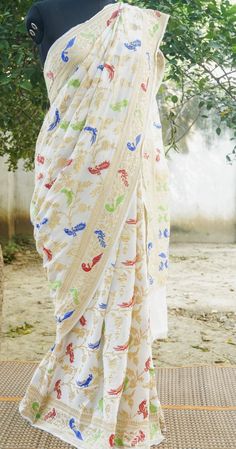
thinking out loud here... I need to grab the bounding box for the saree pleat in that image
[19,2,171,447]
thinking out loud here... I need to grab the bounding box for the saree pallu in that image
[19,2,171,448]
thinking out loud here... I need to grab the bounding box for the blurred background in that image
[0,0,236,366]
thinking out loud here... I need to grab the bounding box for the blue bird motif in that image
[88,338,101,349]
[36,217,48,229]
[147,241,153,257]
[159,259,169,270]
[124,39,141,51]
[94,229,106,247]
[56,309,75,323]
[159,228,170,238]
[61,37,76,62]
[69,418,84,440]
[153,121,162,129]
[97,64,104,71]
[64,222,86,237]
[47,108,60,131]
[127,134,142,151]
[159,252,167,258]
[50,342,56,352]
[98,302,107,309]
[159,252,168,271]
[76,373,93,388]
[84,126,98,144]
[148,274,154,285]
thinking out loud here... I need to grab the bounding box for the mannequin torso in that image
[25,0,116,65]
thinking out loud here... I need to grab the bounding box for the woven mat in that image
[0,361,236,449]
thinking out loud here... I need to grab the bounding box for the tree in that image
[0,0,235,171]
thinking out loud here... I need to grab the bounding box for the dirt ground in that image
[1,242,236,367]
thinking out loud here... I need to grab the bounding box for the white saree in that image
[19,2,171,448]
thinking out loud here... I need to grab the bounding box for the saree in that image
[19,2,171,448]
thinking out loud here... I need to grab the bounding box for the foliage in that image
[2,234,34,263]
[0,0,235,171]
[131,0,236,162]
[5,322,34,337]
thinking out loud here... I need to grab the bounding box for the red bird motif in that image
[44,178,56,189]
[107,7,121,26]
[109,433,115,447]
[141,77,149,92]
[65,342,74,363]
[108,381,124,396]
[79,315,87,326]
[137,399,148,419]
[43,246,52,261]
[36,154,45,164]
[144,356,151,372]
[118,168,129,187]
[44,407,56,420]
[36,173,44,180]
[66,158,73,166]
[46,71,54,80]
[54,380,62,399]
[126,218,138,225]
[82,253,103,272]
[156,148,161,162]
[104,63,115,81]
[121,255,138,266]
[113,339,129,351]
[88,160,110,175]
[131,430,146,447]
[117,295,135,308]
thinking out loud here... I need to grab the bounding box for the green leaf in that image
[19,80,32,91]
[216,127,221,135]
[198,101,205,108]
[171,95,178,103]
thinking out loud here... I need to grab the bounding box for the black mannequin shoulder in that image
[25,3,44,44]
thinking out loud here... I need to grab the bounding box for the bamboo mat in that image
[0,361,236,449]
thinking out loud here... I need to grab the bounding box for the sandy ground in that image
[0,242,236,367]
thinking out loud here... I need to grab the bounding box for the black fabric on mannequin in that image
[25,0,117,65]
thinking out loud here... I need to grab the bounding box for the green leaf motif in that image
[98,397,103,412]
[150,423,158,438]
[71,119,86,131]
[105,195,124,212]
[60,188,74,206]
[149,401,158,413]
[50,280,62,290]
[60,121,70,130]
[68,79,81,88]
[123,376,129,391]
[32,401,40,411]
[110,99,128,111]
[114,437,125,446]
[70,287,79,304]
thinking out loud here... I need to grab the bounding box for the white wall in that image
[168,124,236,242]
[0,124,236,242]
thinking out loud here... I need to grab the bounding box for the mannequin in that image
[25,0,117,65]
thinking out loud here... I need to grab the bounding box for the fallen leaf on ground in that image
[191,345,210,352]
